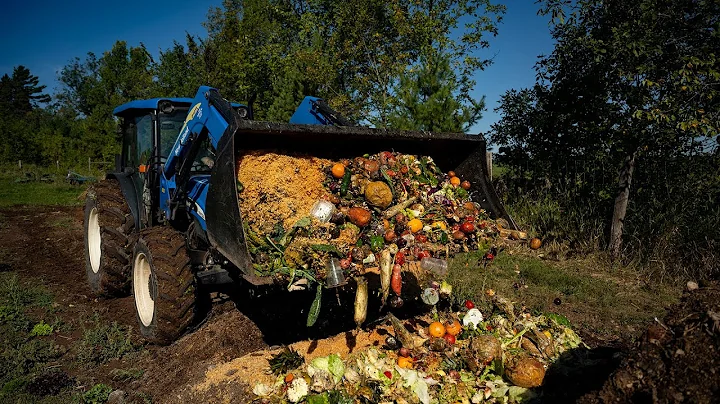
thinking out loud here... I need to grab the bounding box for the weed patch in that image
[76,316,140,366]
[30,321,54,337]
[81,383,113,404]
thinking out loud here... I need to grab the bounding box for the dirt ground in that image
[0,205,716,403]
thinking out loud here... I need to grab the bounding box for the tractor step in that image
[196,266,234,285]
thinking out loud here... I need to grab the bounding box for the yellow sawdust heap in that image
[236,151,332,234]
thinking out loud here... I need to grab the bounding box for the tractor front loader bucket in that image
[205,118,516,285]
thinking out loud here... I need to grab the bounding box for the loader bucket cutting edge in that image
[205,119,516,285]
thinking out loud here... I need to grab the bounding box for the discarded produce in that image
[429,322,446,338]
[252,291,585,403]
[530,237,542,250]
[237,150,525,326]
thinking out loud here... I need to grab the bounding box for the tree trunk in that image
[609,151,637,258]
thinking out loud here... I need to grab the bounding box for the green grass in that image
[0,178,85,207]
[448,251,679,341]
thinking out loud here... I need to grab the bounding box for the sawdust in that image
[237,151,332,234]
[193,326,391,393]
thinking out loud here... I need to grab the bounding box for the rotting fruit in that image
[408,219,423,233]
[331,163,346,179]
[445,320,462,336]
[530,237,542,250]
[397,356,413,369]
[429,321,446,338]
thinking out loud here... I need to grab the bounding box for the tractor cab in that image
[113,98,194,229]
[112,98,249,229]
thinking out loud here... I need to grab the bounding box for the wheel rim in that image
[133,252,155,327]
[88,207,101,274]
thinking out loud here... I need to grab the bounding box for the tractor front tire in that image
[84,179,135,296]
[132,227,196,344]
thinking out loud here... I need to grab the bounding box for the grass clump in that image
[109,368,144,382]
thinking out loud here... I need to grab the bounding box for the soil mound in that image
[579,283,720,403]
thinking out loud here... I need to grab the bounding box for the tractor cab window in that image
[191,135,216,173]
[159,109,189,160]
[122,114,153,169]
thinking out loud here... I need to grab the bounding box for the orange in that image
[397,356,414,369]
[445,320,462,336]
[429,321,446,338]
[450,176,461,187]
[408,219,423,233]
[331,163,346,179]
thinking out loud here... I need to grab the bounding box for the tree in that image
[387,50,484,132]
[493,0,720,258]
[0,66,50,114]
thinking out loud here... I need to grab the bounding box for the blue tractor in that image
[83,86,513,344]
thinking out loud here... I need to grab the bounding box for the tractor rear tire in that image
[84,179,135,296]
[132,227,196,344]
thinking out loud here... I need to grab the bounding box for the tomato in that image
[460,222,475,234]
[448,171,456,177]
[443,333,456,345]
[461,180,471,190]
[415,234,428,243]
[465,215,475,223]
[383,370,392,379]
[386,169,396,177]
[417,250,431,260]
[464,300,475,309]
[331,163,346,179]
[429,322,446,338]
[485,253,494,261]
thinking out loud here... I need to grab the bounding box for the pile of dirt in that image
[579,283,720,403]
[137,305,267,404]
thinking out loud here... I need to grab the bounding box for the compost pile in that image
[251,290,584,403]
[237,150,522,315]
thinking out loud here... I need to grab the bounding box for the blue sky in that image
[0,1,554,134]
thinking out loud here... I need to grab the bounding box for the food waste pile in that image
[237,150,525,325]
[250,291,584,403]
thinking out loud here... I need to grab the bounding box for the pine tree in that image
[387,51,484,133]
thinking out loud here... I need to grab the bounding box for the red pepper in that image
[395,251,406,266]
[384,370,392,379]
[465,300,475,309]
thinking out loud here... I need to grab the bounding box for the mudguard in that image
[105,172,142,230]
